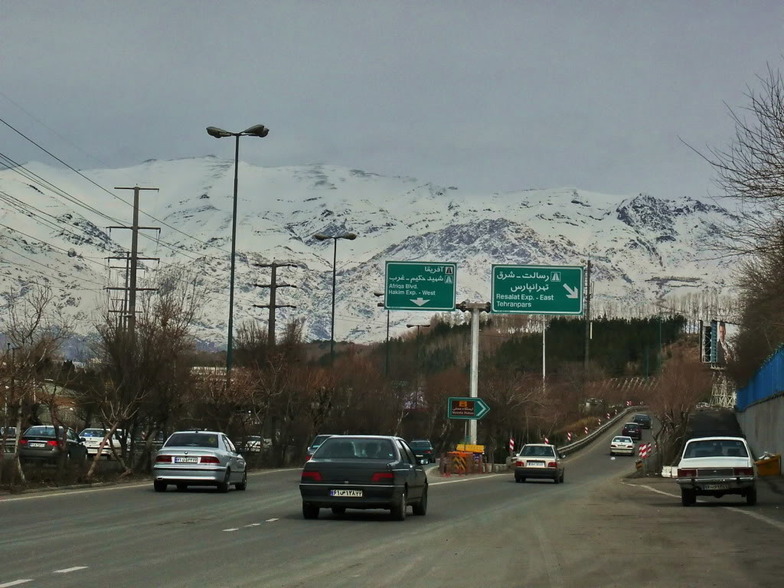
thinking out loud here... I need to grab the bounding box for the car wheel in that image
[610,451,614,456]
[154,481,167,492]
[412,484,428,516]
[176,483,187,491]
[391,490,407,521]
[303,502,319,519]
[235,471,247,491]
[559,471,565,483]
[331,506,346,515]
[217,469,231,493]
[516,476,526,483]
[553,473,560,484]
[681,488,696,506]
[746,487,757,506]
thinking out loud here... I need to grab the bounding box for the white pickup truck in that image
[675,436,757,506]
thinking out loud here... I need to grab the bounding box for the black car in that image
[18,425,88,464]
[621,422,643,441]
[300,435,428,520]
[632,413,652,429]
[408,439,435,464]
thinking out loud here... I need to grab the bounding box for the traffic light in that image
[710,320,719,363]
[701,323,713,363]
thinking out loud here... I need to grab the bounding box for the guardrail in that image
[558,406,642,456]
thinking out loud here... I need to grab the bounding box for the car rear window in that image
[166,433,219,448]
[318,438,395,459]
[684,440,748,458]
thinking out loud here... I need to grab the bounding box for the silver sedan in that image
[152,430,247,492]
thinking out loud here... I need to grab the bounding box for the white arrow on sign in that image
[410,297,431,306]
[563,284,579,299]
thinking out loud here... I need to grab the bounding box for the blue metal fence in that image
[736,346,784,410]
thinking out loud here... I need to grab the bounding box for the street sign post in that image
[447,397,491,420]
[491,264,584,315]
[384,261,457,311]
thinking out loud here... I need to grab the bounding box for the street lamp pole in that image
[206,124,269,377]
[374,292,390,376]
[314,232,357,360]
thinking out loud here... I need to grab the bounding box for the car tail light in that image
[677,468,697,477]
[371,472,394,482]
[200,456,220,464]
[734,467,754,476]
[301,470,323,482]
[19,439,28,446]
[547,461,557,468]
[155,455,172,463]
[305,454,313,461]
[46,440,59,447]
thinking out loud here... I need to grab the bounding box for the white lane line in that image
[53,567,88,574]
[0,580,33,587]
[245,523,262,527]
[265,518,279,522]
[223,528,240,532]
[627,481,784,531]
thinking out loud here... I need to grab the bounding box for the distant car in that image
[631,414,652,429]
[152,430,247,493]
[513,443,565,484]
[621,422,642,441]
[610,436,635,456]
[306,434,334,460]
[675,436,756,506]
[408,439,435,464]
[242,436,265,453]
[79,428,124,459]
[18,425,88,464]
[300,435,428,520]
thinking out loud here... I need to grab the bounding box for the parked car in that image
[18,425,88,464]
[79,428,124,459]
[631,413,652,429]
[300,435,428,520]
[241,435,265,453]
[621,422,642,441]
[408,439,435,464]
[513,443,565,483]
[1,427,17,452]
[306,434,334,460]
[609,435,635,456]
[675,436,757,506]
[152,430,247,493]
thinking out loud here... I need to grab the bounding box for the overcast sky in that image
[3,1,784,199]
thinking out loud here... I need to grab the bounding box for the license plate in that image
[330,489,362,497]
[29,442,45,448]
[528,461,545,467]
[703,483,728,490]
[174,456,199,464]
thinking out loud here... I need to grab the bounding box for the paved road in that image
[1,414,783,587]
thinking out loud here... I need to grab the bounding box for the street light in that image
[314,232,357,360]
[206,124,270,377]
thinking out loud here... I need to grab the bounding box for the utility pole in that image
[106,251,158,329]
[254,262,298,347]
[108,187,160,338]
[456,300,491,445]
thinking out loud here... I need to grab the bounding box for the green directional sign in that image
[447,396,491,420]
[385,261,457,311]
[491,264,584,315]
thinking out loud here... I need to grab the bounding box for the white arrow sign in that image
[410,297,430,306]
[563,284,579,298]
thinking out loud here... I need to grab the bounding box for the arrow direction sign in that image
[491,264,584,315]
[385,261,457,311]
[447,396,491,420]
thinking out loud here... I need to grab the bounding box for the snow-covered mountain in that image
[0,157,739,352]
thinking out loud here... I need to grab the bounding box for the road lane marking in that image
[626,481,784,531]
[223,528,240,532]
[53,567,88,574]
[0,580,33,587]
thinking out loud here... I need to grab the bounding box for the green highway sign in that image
[447,397,491,420]
[385,261,457,311]
[491,264,584,315]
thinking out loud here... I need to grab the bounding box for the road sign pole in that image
[469,305,479,445]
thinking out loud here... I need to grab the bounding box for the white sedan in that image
[79,428,124,459]
[609,435,635,456]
